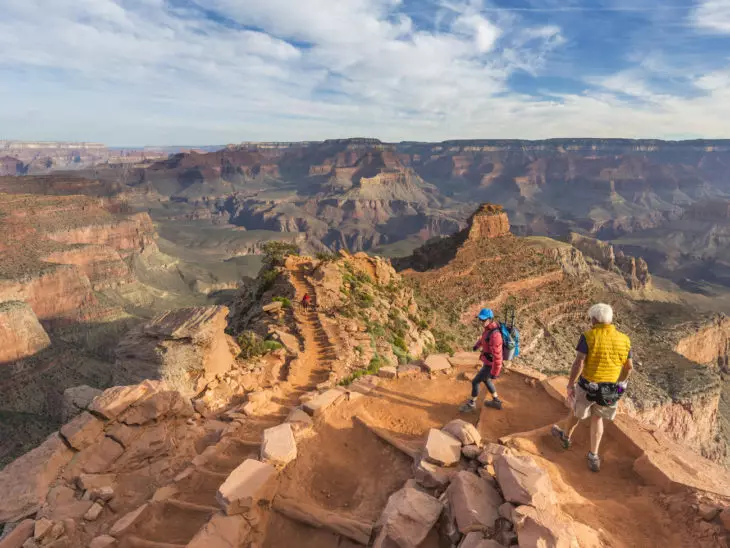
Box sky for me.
[1,0,730,145]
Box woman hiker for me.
[460,308,504,412]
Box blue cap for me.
[477,308,494,321]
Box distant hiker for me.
[461,308,504,412]
[301,293,311,311]
[551,303,633,472]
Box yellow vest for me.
[581,324,631,383]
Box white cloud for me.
[693,0,730,33]
[0,0,727,144]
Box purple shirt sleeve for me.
[576,335,588,355]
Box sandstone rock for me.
[61,385,103,423]
[494,453,555,509]
[119,390,193,425]
[378,366,398,379]
[262,301,283,313]
[499,502,516,522]
[88,536,116,548]
[698,503,721,521]
[414,459,457,489]
[0,301,50,363]
[458,532,504,548]
[719,508,730,531]
[90,487,114,503]
[477,443,511,465]
[89,384,151,420]
[449,352,481,368]
[462,445,481,460]
[397,364,421,378]
[76,474,116,493]
[423,354,451,373]
[261,423,297,468]
[443,419,481,446]
[0,520,34,548]
[285,408,313,439]
[84,502,104,521]
[59,412,104,451]
[0,433,74,522]
[34,519,53,542]
[216,459,278,515]
[187,513,251,548]
[446,471,502,534]
[109,503,149,537]
[424,429,461,466]
[37,484,94,521]
[104,423,140,448]
[76,437,125,475]
[301,388,346,417]
[349,376,379,395]
[374,487,443,548]
[513,505,580,548]
[271,329,300,355]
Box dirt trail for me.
[116,267,338,548]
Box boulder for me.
[446,471,502,534]
[423,354,451,373]
[513,505,580,548]
[285,408,313,439]
[378,366,398,379]
[271,329,301,355]
[494,453,555,509]
[37,485,94,520]
[414,459,457,489]
[0,433,74,522]
[449,352,481,367]
[477,443,511,465]
[499,502,516,522]
[109,503,149,537]
[88,536,116,548]
[262,301,283,313]
[424,429,461,466]
[261,423,297,468]
[216,459,278,515]
[301,388,346,417]
[59,412,104,451]
[462,445,481,460]
[698,504,721,521]
[0,519,34,548]
[89,384,151,420]
[374,487,443,548]
[84,502,104,521]
[397,364,422,378]
[119,391,193,425]
[187,513,251,548]
[61,385,103,423]
[459,533,504,548]
[76,474,116,493]
[442,419,481,446]
[75,437,125,475]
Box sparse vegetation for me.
[263,340,284,352]
[339,353,389,386]
[272,296,292,309]
[237,331,267,359]
[316,251,339,263]
[261,241,300,267]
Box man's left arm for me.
[618,350,634,383]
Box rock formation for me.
[0,301,50,363]
[570,232,652,290]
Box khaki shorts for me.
[573,384,618,421]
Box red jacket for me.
[475,321,503,376]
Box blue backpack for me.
[499,322,520,361]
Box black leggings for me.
[472,365,497,398]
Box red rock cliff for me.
[466,203,511,240]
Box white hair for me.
[588,303,613,324]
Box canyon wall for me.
[570,233,651,290]
[0,301,50,363]
[674,316,730,367]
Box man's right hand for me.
[566,384,576,403]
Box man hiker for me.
[301,293,311,311]
[551,303,633,472]
[461,308,504,412]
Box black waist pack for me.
[579,377,624,407]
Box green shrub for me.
[392,344,412,365]
[366,321,386,338]
[259,269,279,295]
[237,331,266,359]
[355,290,375,308]
[272,296,291,309]
[392,335,408,352]
[262,241,299,266]
[338,353,388,386]
[263,340,284,352]
[354,345,363,354]
[316,251,339,263]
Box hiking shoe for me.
[587,452,601,473]
[459,401,477,413]
[551,425,572,449]
[484,399,503,410]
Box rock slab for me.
[61,385,103,423]
[513,505,579,548]
[59,411,104,451]
[446,471,502,534]
[187,513,251,548]
[0,433,74,522]
[459,533,505,548]
[302,388,346,417]
[424,429,462,466]
[442,419,481,446]
[89,384,151,420]
[494,453,555,509]
[423,354,451,373]
[0,519,35,548]
[217,459,278,515]
[261,423,297,468]
[374,487,443,548]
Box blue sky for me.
[1,0,730,145]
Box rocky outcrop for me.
[466,203,511,240]
[0,301,50,363]
[674,315,730,367]
[114,306,236,394]
[569,233,651,289]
